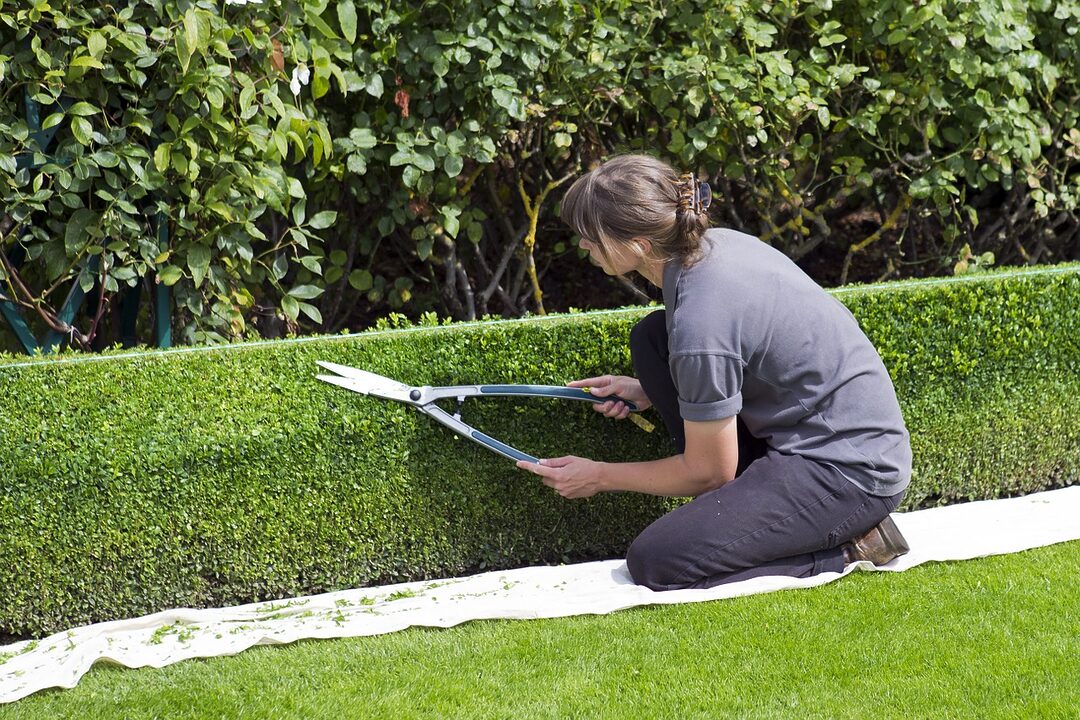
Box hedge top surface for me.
[1,262,1077,371]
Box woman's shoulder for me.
[702,226,759,245]
[695,227,821,290]
[677,227,780,288]
[700,227,788,262]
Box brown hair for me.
[559,154,711,269]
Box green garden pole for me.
[119,283,141,348]
[40,255,99,353]
[0,297,39,354]
[2,91,74,354]
[154,210,172,348]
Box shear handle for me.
[480,385,639,411]
[425,384,638,412]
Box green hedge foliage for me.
[2,0,1078,348]
[1,264,1078,638]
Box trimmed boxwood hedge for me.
[1,264,1079,638]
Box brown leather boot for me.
[842,516,910,566]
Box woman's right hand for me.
[568,375,652,419]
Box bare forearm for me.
[598,455,729,498]
[519,418,739,500]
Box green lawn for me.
[3,541,1078,720]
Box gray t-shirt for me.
[661,228,911,496]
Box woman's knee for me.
[627,529,689,591]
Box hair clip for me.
[693,181,712,214]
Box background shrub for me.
[1,0,1078,351]
[0,264,1077,638]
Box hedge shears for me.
[316,361,642,463]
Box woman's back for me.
[662,228,912,496]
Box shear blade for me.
[316,361,416,400]
[316,374,369,393]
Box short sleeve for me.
[669,352,744,421]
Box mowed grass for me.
[2,541,1078,720]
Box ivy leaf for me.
[42,112,65,130]
[272,253,288,280]
[445,131,466,154]
[492,88,525,120]
[433,55,449,78]
[347,153,367,174]
[687,87,706,116]
[292,198,307,225]
[175,21,194,73]
[187,244,211,288]
[68,56,104,70]
[111,265,138,282]
[365,73,384,98]
[467,221,483,243]
[306,9,340,40]
[65,208,98,255]
[288,284,324,300]
[349,128,377,150]
[886,28,907,44]
[289,227,310,250]
[206,86,224,111]
[281,294,300,321]
[441,207,461,237]
[817,106,831,127]
[417,237,433,260]
[444,154,463,177]
[273,130,288,161]
[338,0,358,44]
[88,31,107,59]
[239,85,256,118]
[154,143,171,172]
[308,211,337,229]
[79,268,96,292]
[910,175,932,199]
[184,8,201,57]
[91,150,120,168]
[348,269,373,291]
[299,301,323,324]
[68,102,99,116]
[311,45,331,100]
[411,152,435,173]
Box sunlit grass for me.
[3,541,1077,719]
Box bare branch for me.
[479,225,526,304]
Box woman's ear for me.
[635,237,654,258]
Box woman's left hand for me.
[516,456,606,499]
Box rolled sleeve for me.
[670,352,744,422]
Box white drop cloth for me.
[2,486,1078,704]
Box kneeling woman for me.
[518,154,911,590]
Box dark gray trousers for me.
[626,310,904,591]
